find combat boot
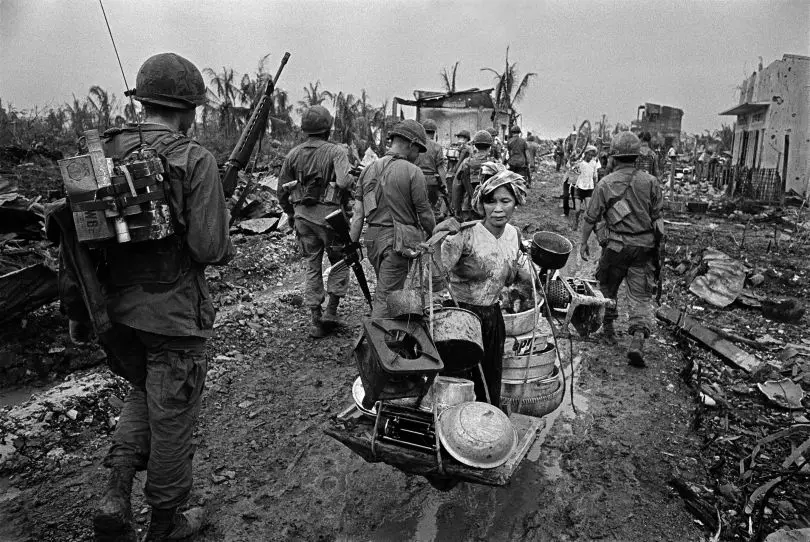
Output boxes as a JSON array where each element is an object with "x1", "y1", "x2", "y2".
[
  {"x1": 143, "y1": 507, "x2": 205, "y2": 541},
  {"x1": 600, "y1": 321, "x2": 617, "y2": 346},
  {"x1": 627, "y1": 332, "x2": 646, "y2": 367},
  {"x1": 321, "y1": 294, "x2": 342, "y2": 327},
  {"x1": 93, "y1": 466, "x2": 137, "y2": 541},
  {"x1": 309, "y1": 307, "x2": 326, "y2": 339}
]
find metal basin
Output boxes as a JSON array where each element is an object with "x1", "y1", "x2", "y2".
[
  {"x1": 431, "y1": 308, "x2": 483, "y2": 371},
  {"x1": 531, "y1": 231, "x2": 572, "y2": 270},
  {"x1": 502, "y1": 342, "x2": 558, "y2": 381},
  {"x1": 437, "y1": 401, "x2": 518, "y2": 469},
  {"x1": 419, "y1": 376, "x2": 475, "y2": 413}
]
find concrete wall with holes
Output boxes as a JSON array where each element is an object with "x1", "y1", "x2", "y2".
[{"x1": 729, "y1": 54, "x2": 809, "y2": 195}]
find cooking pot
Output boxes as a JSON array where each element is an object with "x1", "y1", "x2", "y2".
[
  {"x1": 530, "y1": 231, "x2": 572, "y2": 270},
  {"x1": 430, "y1": 307, "x2": 483, "y2": 371},
  {"x1": 419, "y1": 376, "x2": 476, "y2": 413}
]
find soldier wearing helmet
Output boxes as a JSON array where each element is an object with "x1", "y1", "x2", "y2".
[
  {"x1": 506, "y1": 125, "x2": 532, "y2": 187},
  {"x1": 92, "y1": 52, "x2": 233, "y2": 541},
  {"x1": 452, "y1": 130, "x2": 496, "y2": 221},
  {"x1": 580, "y1": 131, "x2": 663, "y2": 368},
  {"x1": 447, "y1": 129, "x2": 472, "y2": 176},
  {"x1": 635, "y1": 131, "x2": 660, "y2": 177},
  {"x1": 487, "y1": 127, "x2": 503, "y2": 161},
  {"x1": 526, "y1": 134, "x2": 542, "y2": 175},
  {"x1": 278, "y1": 105, "x2": 354, "y2": 338},
  {"x1": 349, "y1": 119, "x2": 435, "y2": 317},
  {"x1": 415, "y1": 118, "x2": 450, "y2": 220}
]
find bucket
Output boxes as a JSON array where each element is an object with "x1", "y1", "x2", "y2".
[
  {"x1": 501, "y1": 375, "x2": 564, "y2": 418},
  {"x1": 502, "y1": 342, "x2": 557, "y2": 381},
  {"x1": 530, "y1": 231, "x2": 572, "y2": 270},
  {"x1": 430, "y1": 308, "x2": 483, "y2": 371}
]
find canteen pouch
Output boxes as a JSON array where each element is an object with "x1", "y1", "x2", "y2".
[{"x1": 392, "y1": 221, "x2": 423, "y2": 259}]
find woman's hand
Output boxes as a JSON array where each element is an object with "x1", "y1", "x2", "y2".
[{"x1": 433, "y1": 217, "x2": 461, "y2": 235}]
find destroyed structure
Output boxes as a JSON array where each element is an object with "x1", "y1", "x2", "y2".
[
  {"x1": 631, "y1": 103, "x2": 683, "y2": 151},
  {"x1": 393, "y1": 88, "x2": 510, "y2": 146},
  {"x1": 720, "y1": 54, "x2": 810, "y2": 201}
]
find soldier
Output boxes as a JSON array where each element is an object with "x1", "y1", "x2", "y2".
[
  {"x1": 579, "y1": 132, "x2": 663, "y2": 367},
  {"x1": 487, "y1": 127, "x2": 503, "y2": 161},
  {"x1": 278, "y1": 106, "x2": 354, "y2": 338},
  {"x1": 506, "y1": 125, "x2": 531, "y2": 187},
  {"x1": 447, "y1": 129, "x2": 472, "y2": 175},
  {"x1": 453, "y1": 130, "x2": 494, "y2": 221},
  {"x1": 526, "y1": 134, "x2": 542, "y2": 175},
  {"x1": 90, "y1": 53, "x2": 234, "y2": 541},
  {"x1": 635, "y1": 131, "x2": 660, "y2": 177},
  {"x1": 415, "y1": 118, "x2": 450, "y2": 220},
  {"x1": 349, "y1": 120, "x2": 435, "y2": 317}
]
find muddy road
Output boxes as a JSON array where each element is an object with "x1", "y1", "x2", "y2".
[{"x1": 2, "y1": 163, "x2": 723, "y2": 541}]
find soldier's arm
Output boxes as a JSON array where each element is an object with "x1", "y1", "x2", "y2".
[
  {"x1": 349, "y1": 167, "x2": 369, "y2": 243},
  {"x1": 277, "y1": 154, "x2": 296, "y2": 215},
  {"x1": 332, "y1": 146, "x2": 354, "y2": 190},
  {"x1": 411, "y1": 169, "x2": 436, "y2": 235},
  {"x1": 185, "y1": 150, "x2": 235, "y2": 266}
]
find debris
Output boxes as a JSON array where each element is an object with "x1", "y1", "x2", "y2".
[
  {"x1": 764, "y1": 528, "x2": 810, "y2": 542},
  {"x1": 236, "y1": 217, "x2": 280, "y2": 235},
  {"x1": 0, "y1": 263, "x2": 59, "y2": 325},
  {"x1": 657, "y1": 305, "x2": 761, "y2": 372},
  {"x1": 761, "y1": 298, "x2": 805, "y2": 324},
  {"x1": 689, "y1": 248, "x2": 748, "y2": 308},
  {"x1": 65, "y1": 409, "x2": 79, "y2": 420},
  {"x1": 699, "y1": 392, "x2": 717, "y2": 407},
  {"x1": 756, "y1": 379, "x2": 805, "y2": 410},
  {"x1": 749, "y1": 273, "x2": 765, "y2": 287}
]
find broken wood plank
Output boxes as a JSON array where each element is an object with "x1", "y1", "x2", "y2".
[
  {"x1": 656, "y1": 305, "x2": 760, "y2": 373},
  {"x1": 324, "y1": 409, "x2": 543, "y2": 486},
  {"x1": 0, "y1": 263, "x2": 58, "y2": 324}
]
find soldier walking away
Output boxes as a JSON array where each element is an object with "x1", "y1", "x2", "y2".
[
  {"x1": 579, "y1": 132, "x2": 663, "y2": 367},
  {"x1": 88, "y1": 53, "x2": 234, "y2": 541},
  {"x1": 278, "y1": 106, "x2": 354, "y2": 338},
  {"x1": 349, "y1": 120, "x2": 435, "y2": 317},
  {"x1": 415, "y1": 119, "x2": 450, "y2": 220},
  {"x1": 554, "y1": 138, "x2": 565, "y2": 172},
  {"x1": 526, "y1": 135, "x2": 541, "y2": 175},
  {"x1": 506, "y1": 125, "x2": 531, "y2": 187},
  {"x1": 453, "y1": 130, "x2": 494, "y2": 221},
  {"x1": 447, "y1": 129, "x2": 472, "y2": 176},
  {"x1": 635, "y1": 131, "x2": 660, "y2": 178}
]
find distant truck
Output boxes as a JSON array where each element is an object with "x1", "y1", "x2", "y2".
[{"x1": 630, "y1": 103, "x2": 683, "y2": 152}]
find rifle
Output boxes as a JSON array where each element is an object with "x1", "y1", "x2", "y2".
[
  {"x1": 223, "y1": 52, "x2": 290, "y2": 214},
  {"x1": 324, "y1": 209, "x2": 373, "y2": 309}
]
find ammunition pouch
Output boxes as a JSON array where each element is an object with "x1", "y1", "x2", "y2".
[{"x1": 102, "y1": 235, "x2": 190, "y2": 288}]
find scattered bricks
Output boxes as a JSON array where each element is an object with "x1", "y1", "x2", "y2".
[
  {"x1": 748, "y1": 273, "x2": 765, "y2": 287},
  {"x1": 65, "y1": 409, "x2": 79, "y2": 421}
]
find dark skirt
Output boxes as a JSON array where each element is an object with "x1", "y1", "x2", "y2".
[{"x1": 442, "y1": 300, "x2": 505, "y2": 410}]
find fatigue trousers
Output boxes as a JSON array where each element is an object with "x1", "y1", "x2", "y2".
[
  {"x1": 102, "y1": 324, "x2": 207, "y2": 510},
  {"x1": 364, "y1": 226, "x2": 410, "y2": 318},
  {"x1": 295, "y1": 217, "x2": 350, "y2": 309},
  {"x1": 562, "y1": 180, "x2": 576, "y2": 216},
  {"x1": 596, "y1": 245, "x2": 656, "y2": 337}
]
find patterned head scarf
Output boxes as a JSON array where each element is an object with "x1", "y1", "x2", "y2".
[{"x1": 472, "y1": 169, "x2": 527, "y2": 216}]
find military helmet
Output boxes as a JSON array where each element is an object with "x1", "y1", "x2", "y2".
[
  {"x1": 421, "y1": 119, "x2": 438, "y2": 133},
  {"x1": 130, "y1": 53, "x2": 206, "y2": 110},
  {"x1": 610, "y1": 131, "x2": 641, "y2": 157},
  {"x1": 509, "y1": 125, "x2": 521, "y2": 134},
  {"x1": 527, "y1": 135, "x2": 535, "y2": 142},
  {"x1": 390, "y1": 119, "x2": 427, "y2": 152},
  {"x1": 472, "y1": 130, "x2": 493, "y2": 146},
  {"x1": 486, "y1": 127, "x2": 498, "y2": 137},
  {"x1": 455, "y1": 129, "x2": 471, "y2": 140},
  {"x1": 301, "y1": 105, "x2": 334, "y2": 134}
]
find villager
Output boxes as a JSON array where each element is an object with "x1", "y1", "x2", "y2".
[
  {"x1": 597, "y1": 152, "x2": 611, "y2": 182},
  {"x1": 349, "y1": 119, "x2": 435, "y2": 317},
  {"x1": 415, "y1": 119, "x2": 451, "y2": 220},
  {"x1": 526, "y1": 135, "x2": 542, "y2": 175},
  {"x1": 579, "y1": 131, "x2": 663, "y2": 367},
  {"x1": 561, "y1": 166, "x2": 576, "y2": 218},
  {"x1": 87, "y1": 53, "x2": 234, "y2": 541},
  {"x1": 635, "y1": 131, "x2": 660, "y2": 177},
  {"x1": 453, "y1": 130, "x2": 494, "y2": 221},
  {"x1": 554, "y1": 138, "x2": 565, "y2": 172},
  {"x1": 506, "y1": 125, "x2": 531, "y2": 187},
  {"x1": 487, "y1": 127, "x2": 503, "y2": 161},
  {"x1": 278, "y1": 105, "x2": 354, "y2": 338},
  {"x1": 439, "y1": 170, "x2": 530, "y2": 408},
  {"x1": 572, "y1": 144, "x2": 599, "y2": 228}
]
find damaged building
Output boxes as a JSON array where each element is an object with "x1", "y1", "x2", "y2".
[
  {"x1": 393, "y1": 88, "x2": 510, "y2": 146},
  {"x1": 720, "y1": 54, "x2": 810, "y2": 201},
  {"x1": 630, "y1": 103, "x2": 684, "y2": 150}
]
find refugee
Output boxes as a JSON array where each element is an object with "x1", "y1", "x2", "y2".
[
  {"x1": 554, "y1": 138, "x2": 565, "y2": 172},
  {"x1": 635, "y1": 131, "x2": 660, "y2": 177},
  {"x1": 561, "y1": 160, "x2": 576, "y2": 218},
  {"x1": 572, "y1": 144, "x2": 599, "y2": 228},
  {"x1": 526, "y1": 135, "x2": 542, "y2": 175},
  {"x1": 88, "y1": 53, "x2": 234, "y2": 541},
  {"x1": 453, "y1": 129, "x2": 494, "y2": 221},
  {"x1": 506, "y1": 125, "x2": 531, "y2": 187},
  {"x1": 579, "y1": 132, "x2": 663, "y2": 367},
  {"x1": 416, "y1": 119, "x2": 450, "y2": 220},
  {"x1": 438, "y1": 170, "x2": 530, "y2": 407},
  {"x1": 667, "y1": 145, "x2": 677, "y2": 163},
  {"x1": 349, "y1": 119, "x2": 435, "y2": 317},
  {"x1": 278, "y1": 105, "x2": 354, "y2": 338}
]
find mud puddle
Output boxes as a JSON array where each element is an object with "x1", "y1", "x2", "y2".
[
  {"x1": 374, "y1": 351, "x2": 589, "y2": 541},
  {"x1": 0, "y1": 384, "x2": 48, "y2": 409}
]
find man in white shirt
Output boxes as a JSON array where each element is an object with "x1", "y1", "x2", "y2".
[{"x1": 571, "y1": 145, "x2": 598, "y2": 228}]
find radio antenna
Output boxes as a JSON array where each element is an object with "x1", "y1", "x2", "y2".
[{"x1": 97, "y1": 0, "x2": 143, "y2": 146}]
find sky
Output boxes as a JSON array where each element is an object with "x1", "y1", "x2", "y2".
[{"x1": 1, "y1": 0, "x2": 808, "y2": 139}]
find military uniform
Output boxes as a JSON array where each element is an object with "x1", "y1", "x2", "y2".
[
  {"x1": 506, "y1": 130, "x2": 531, "y2": 187},
  {"x1": 415, "y1": 138, "x2": 449, "y2": 220},
  {"x1": 584, "y1": 162, "x2": 662, "y2": 341},
  {"x1": 453, "y1": 149, "x2": 489, "y2": 221},
  {"x1": 635, "y1": 143, "x2": 660, "y2": 177}
]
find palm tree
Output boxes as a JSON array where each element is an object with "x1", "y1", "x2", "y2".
[
  {"x1": 481, "y1": 47, "x2": 537, "y2": 129},
  {"x1": 297, "y1": 80, "x2": 331, "y2": 113},
  {"x1": 330, "y1": 91, "x2": 359, "y2": 144},
  {"x1": 123, "y1": 101, "x2": 139, "y2": 123},
  {"x1": 65, "y1": 94, "x2": 91, "y2": 135},
  {"x1": 270, "y1": 88, "x2": 294, "y2": 138},
  {"x1": 203, "y1": 66, "x2": 240, "y2": 136},
  {"x1": 87, "y1": 86, "x2": 116, "y2": 130},
  {"x1": 440, "y1": 61, "x2": 460, "y2": 93}
]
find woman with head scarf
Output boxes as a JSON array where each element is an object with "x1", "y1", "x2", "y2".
[{"x1": 435, "y1": 170, "x2": 531, "y2": 409}]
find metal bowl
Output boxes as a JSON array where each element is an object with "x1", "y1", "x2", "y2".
[
  {"x1": 352, "y1": 376, "x2": 418, "y2": 416},
  {"x1": 419, "y1": 376, "x2": 475, "y2": 413},
  {"x1": 530, "y1": 231, "x2": 572, "y2": 270},
  {"x1": 437, "y1": 401, "x2": 518, "y2": 469}
]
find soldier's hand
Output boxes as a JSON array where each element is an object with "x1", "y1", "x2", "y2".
[
  {"x1": 579, "y1": 242, "x2": 590, "y2": 261},
  {"x1": 434, "y1": 217, "x2": 461, "y2": 235}
]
